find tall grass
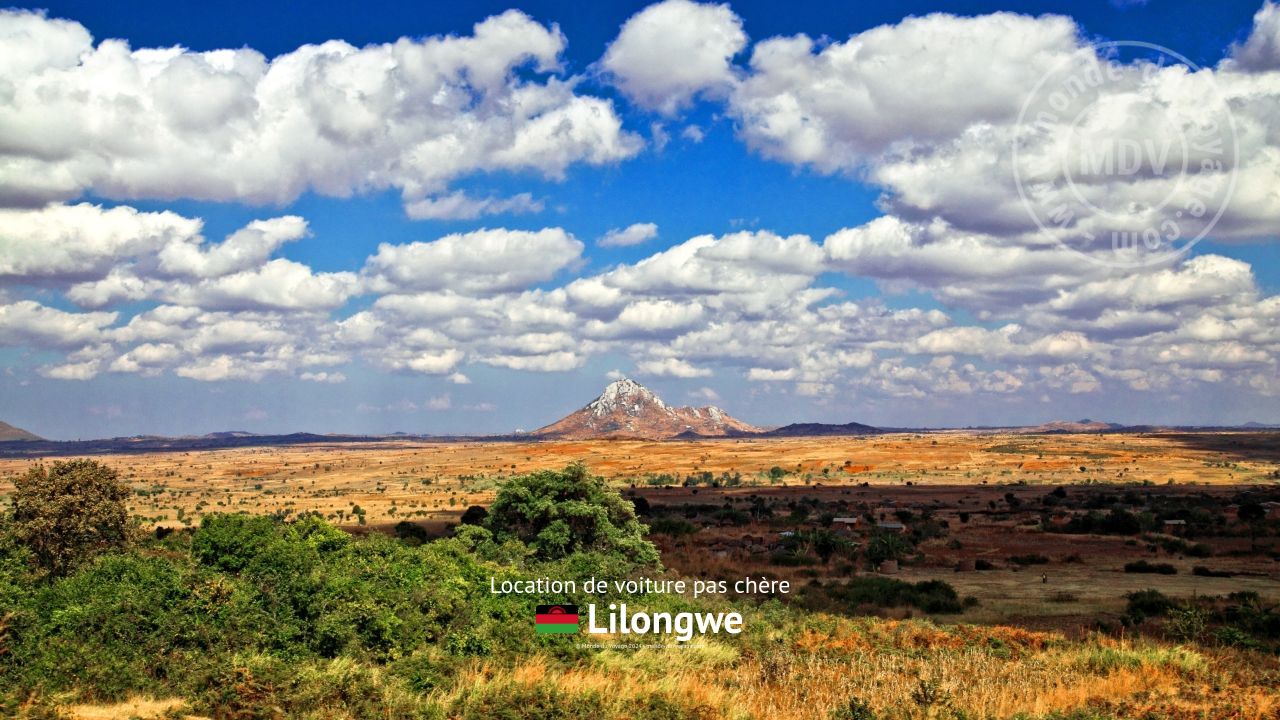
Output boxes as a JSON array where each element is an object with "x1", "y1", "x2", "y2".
[{"x1": 426, "y1": 618, "x2": 1278, "y2": 720}]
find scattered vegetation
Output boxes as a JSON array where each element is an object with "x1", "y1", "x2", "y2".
[
  {"x1": 1124, "y1": 560, "x2": 1178, "y2": 575},
  {"x1": 0, "y1": 450, "x2": 1277, "y2": 719}
]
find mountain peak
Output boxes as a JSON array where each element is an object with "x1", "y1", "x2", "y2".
[
  {"x1": 534, "y1": 379, "x2": 759, "y2": 439},
  {"x1": 0, "y1": 421, "x2": 43, "y2": 442},
  {"x1": 588, "y1": 378, "x2": 666, "y2": 418}
]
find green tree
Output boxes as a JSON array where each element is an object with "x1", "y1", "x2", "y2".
[
  {"x1": 865, "y1": 532, "x2": 914, "y2": 566},
  {"x1": 11, "y1": 459, "x2": 133, "y2": 577},
  {"x1": 460, "y1": 505, "x2": 489, "y2": 525},
  {"x1": 802, "y1": 528, "x2": 844, "y2": 564},
  {"x1": 485, "y1": 463, "x2": 659, "y2": 565}
]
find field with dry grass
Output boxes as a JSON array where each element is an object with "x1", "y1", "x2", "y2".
[
  {"x1": 1, "y1": 432, "x2": 1274, "y2": 530},
  {"x1": 55, "y1": 618, "x2": 1280, "y2": 720},
  {"x1": 5, "y1": 431, "x2": 1278, "y2": 719}
]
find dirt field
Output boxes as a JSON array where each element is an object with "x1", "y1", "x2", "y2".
[{"x1": 0, "y1": 432, "x2": 1275, "y2": 529}]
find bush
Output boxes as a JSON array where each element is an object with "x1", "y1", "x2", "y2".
[
  {"x1": 1212, "y1": 626, "x2": 1259, "y2": 649},
  {"x1": 11, "y1": 459, "x2": 133, "y2": 577},
  {"x1": 485, "y1": 464, "x2": 659, "y2": 566},
  {"x1": 630, "y1": 496, "x2": 651, "y2": 517},
  {"x1": 1124, "y1": 560, "x2": 1177, "y2": 575},
  {"x1": 1009, "y1": 554, "x2": 1049, "y2": 565},
  {"x1": 832, "y1": 576, "x2": 964, "y2": 613},
  {"x1": 1191, "y1": 565, "x2": 1232, "y2": 578},
  {"x1": 394, "y1": 520, "x2": 431, "y2": 545},
  {"x1": 10, "y1": 554, "x2": 199, "y2": 698},
  {"x1": 1126, "y1": 589, "x2": 1174, "y2": 619},
  {"x1": 770, "y1": 551, "x2": 818, "y2": 567},
  {"x1": 191, "y1": 514, "x2": 281, "y2": 572},
  {"x1": 460, "y1": 505, "x2": 489, "y2": 526},
  {"x1": 1167, "y1": 604, "x2": 1206, "y2": 642},
  {"x1": 1053, "y1": 508, "x2": 1143, "y2": 536},
  {"x1": 1186, "y1": 543, "x2": 1213, "y2": 558},
  {"x1": 647, "y1": 518, "x2": 699, "y2": 536}
]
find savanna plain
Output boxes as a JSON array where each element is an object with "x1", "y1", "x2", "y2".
[{"x1": 0, "y1": 431, "x2": 1277, "y2": 720}]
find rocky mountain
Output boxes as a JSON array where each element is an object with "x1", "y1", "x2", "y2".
[
  {"x1": 532, "y1": 378, "x2": 761, "y2": 440},
  {"x1": 0, "y1": 421, "x2": 42, "y2": 441}
]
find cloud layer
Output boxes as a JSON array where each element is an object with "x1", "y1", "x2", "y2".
[
  {"x1": 0, "y1": 9, "x2": 639, "y2": 213},
  {"x1": 3, "y1": 200, "x2": 1275, "y2": 405},
  {"x1": 2, "y1": 2, "x2": 1279, "y2": 424}
]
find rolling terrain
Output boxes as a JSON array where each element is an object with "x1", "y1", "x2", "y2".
[{"x1": 1, "y1": 431, "x2": 1274, "y2": 532}]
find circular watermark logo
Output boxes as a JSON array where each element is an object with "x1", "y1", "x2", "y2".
[{"x1": 1013, "y1": 41, "x2": 1238, "y2": 268}]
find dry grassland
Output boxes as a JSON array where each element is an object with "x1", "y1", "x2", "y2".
[{"x1": 0, "y1": 432, "x2": 1273, "y2": 530}]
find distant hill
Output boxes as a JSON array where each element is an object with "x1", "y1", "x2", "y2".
[
  {"x1": 1015, "y1": 419, "x2": 1122, "y2": 434},
  {"x1": 0, "y1": 421, "x2": 42, "y2": 442},
  {"x1": 762, "y1": 421, "x2": 882, "y2": 437},
  {"x1": 532, "y1": 378, "x2": 761, "y2": 440}
]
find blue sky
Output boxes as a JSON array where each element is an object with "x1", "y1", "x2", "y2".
[{"x1": 1, "y1": 0, "x2": 1278, "y2": 438}]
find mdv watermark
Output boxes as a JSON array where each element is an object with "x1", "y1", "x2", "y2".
[{"x1": 1013, "y1": 41, "x2": 1238, "y2": 268}]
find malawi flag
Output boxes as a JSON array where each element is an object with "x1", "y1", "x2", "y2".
[{"x1": 535, "y1": 605, "x2": 579, "y2": 634}]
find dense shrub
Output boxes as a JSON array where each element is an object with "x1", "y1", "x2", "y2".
[
  {"x1": 11, "y1": 459, "x2": 133, "y2": 577},
  {"x1": 713, "y1": 508, "x2": 750, "y2": 526},
  {"x1": 648, "y1": 517, "x2": 700, "y2": 536},
  {"x1": 1126, "y1": 589, "x2": 1174, "y2": 619},
  {"x1": 8, "y1": 554, "x2": 196, "y2": 698},
  {"x1": 1052, "y1": 508, "x2": 1143, "y2": 536},
  {"x1": 1186, "y1": 542, "x2": 1213, "y2": 558},
  {"x1": 830, "y1": 576, "x2": 965, "y2": 613},
  {"x1": 459, "y1": 505, "x2": 488, "y2": 526},
  {"x1": 191, "y1": 513, "x2": 282, "y2": 572},
  {"x1": 1124, "y1": 560, "x2": 1177, "y2": 575},
  {"x1": 485, "y1": 464, "x2": 659, "y2": 566},
  {"x1": 1009, "y1": 554, "x2": 1050, "y2": 565},
  {"x1": 394, "y1": 521, "x2": 431, "y2": 545},
  {"x1": 0, "y1": 510, "x2": 552, "y2": 709},
  {"x1": 1220, "y1": 593, "x2": 1280, "y2": 642}
]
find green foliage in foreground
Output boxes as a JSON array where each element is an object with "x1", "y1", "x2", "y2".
[
  {"x1": 2, "y1": 460, "x2": 1275, "y2": 719},
  {"x1": 0, "y1": 464, "x2": 672, "y2": 718}
]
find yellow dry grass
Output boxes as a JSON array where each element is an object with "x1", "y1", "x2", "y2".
[
  {"x1": 63, "y1": 696, "x2": 190, "y2": 719},
  {"x1": 0, "y1": 432, "x2": 1270, "y2": 530},
  {"x1": 441, "y1": 623, "x2": 1280, "y2": 720}
]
